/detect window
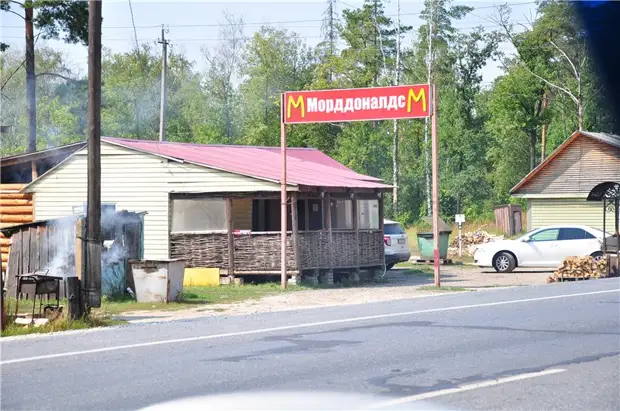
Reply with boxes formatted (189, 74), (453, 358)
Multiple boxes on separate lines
(330, 199), (353, 229)
(530, 229), (560, 242)
(171, 198), (226, 233)
(384, 223), (405, 235)
(559, 228), (595, 240)
(358, 199), (379, 229)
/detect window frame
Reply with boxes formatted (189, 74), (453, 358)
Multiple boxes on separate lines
(170, 197), (227, 234)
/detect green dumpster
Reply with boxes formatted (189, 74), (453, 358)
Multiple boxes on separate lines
(416, 216), (453, 260)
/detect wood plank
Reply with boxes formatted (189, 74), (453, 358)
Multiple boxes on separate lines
(0, 193), (32, 200)
(30, 227), (40, 272)
(325, 194), (333, 269)
(0, 238), (11, 246)
(6, 231), (21, 296)
(40, 225), (49, 270)
(226, 196), (234, 277)
(352, 197), (360, 269)
(0, 184), (26, 191)
(0, 214), (33, 223)
(291, 192), (300, 275)
(21, 229), (30, 274)
(0, 199), (33, 207)
(1, 205), (34, 214)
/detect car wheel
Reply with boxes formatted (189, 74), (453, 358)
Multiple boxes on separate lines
(493, 252), (516, 273)
(591, 251), (604, 261)
(385, 263), (395, 271)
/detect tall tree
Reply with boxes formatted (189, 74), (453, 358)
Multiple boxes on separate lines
(1, 0), (89, 152)
(202, 12), (245, 143)
(238, 26), (315, 146)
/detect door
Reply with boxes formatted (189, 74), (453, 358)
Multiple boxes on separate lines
(557, 227), (600, 260)
(519, 228), (562, 266)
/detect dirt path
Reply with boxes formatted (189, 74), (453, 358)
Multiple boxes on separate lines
(117, 265), (551, 324)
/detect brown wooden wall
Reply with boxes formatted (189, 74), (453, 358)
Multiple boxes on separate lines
(1, 184), (34, 273)
(516, 137), (620, 195)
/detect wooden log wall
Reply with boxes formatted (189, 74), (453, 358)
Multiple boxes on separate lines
(1, 184), (34, 273)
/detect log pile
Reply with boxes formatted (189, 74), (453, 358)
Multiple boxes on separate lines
(1, 184), (34, 272)
(547, 256), (608, 283)
(449, 230), (504, 256)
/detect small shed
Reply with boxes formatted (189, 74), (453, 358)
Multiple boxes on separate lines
(1, 210), (145, 299)
(511, 131), (620, 231)
(494, 204), (523, 237)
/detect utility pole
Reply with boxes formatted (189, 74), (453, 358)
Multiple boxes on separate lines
(25, 5), (36, 153)
(424, 0), (434, 216)
(158, 25), (169, 142)
(85, 0), (103, 310)
(392, 0), (401, 216)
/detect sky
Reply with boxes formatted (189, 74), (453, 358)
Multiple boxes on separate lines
(0, 0), (538, 84)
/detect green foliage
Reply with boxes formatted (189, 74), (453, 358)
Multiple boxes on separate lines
(1, 0), (617, 224)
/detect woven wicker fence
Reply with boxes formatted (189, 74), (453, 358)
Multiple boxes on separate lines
(170, 230), (384, 271)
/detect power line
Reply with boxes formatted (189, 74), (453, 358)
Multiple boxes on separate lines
(1, 2), (536, 30)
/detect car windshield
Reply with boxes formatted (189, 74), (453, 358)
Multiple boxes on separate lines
(384, 223), (405, 235)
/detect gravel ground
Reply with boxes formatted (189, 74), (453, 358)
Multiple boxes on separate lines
(118, 265), (552, 324)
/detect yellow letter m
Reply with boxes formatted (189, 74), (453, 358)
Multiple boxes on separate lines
(407, 88), (427, 114)
(287, 95), (305, 119)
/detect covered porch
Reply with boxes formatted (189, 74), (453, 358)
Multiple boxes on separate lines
(168, 188), (388, 284)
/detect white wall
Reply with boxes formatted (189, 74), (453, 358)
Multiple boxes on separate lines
(28, 142), (284, 259)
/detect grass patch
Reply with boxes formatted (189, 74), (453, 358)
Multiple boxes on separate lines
(417, 285), (471, 293)
(96, 283), (310, 315)
(402, 268), (434, 277)
(1, 315), (123, 337)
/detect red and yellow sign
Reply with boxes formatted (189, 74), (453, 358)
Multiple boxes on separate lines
(283, 84), (431, 124)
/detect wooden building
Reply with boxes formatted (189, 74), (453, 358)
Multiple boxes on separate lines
(511, 131), (620, 231)
(5, 138), (390, 284)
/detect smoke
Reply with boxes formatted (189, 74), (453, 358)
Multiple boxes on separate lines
(44, 216), (79, 278)
(43, 208), (140, 293)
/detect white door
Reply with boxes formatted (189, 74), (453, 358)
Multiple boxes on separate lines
(519, 228), (562, 266)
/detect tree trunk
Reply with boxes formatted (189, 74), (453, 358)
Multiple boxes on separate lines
(392, 120), (399, 216)
(25, 6), (36, 153)
(530, 130), (537, 171)
(577, 77), (583, 131)
(541, 92), (548, 163)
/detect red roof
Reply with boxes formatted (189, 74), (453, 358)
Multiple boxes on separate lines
(102, 137), (390, 189)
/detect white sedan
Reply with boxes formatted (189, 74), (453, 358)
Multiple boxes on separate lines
(474, 225), (606, 273)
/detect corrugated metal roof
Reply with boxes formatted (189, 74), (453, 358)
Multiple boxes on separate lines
(102, 137), (390, 189)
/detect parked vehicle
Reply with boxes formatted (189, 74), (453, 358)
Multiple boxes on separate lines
(474, 225), (606, 273)
(384, 219), (411, 270)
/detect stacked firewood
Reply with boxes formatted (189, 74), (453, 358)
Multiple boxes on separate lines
(450, 230), (492, 248)
(547, 256), (608, 283)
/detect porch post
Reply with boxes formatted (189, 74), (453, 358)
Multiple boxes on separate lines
(323, 193), (334, 285)
(351, 194), (360, 283)
(225, 196), (234, 280)
(291, 191), (300, 284)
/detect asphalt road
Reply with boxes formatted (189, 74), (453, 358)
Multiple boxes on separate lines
(1, 279), (619, 411)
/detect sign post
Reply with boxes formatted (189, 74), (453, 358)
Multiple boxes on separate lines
(455, 214), (465, 258)
(281, 84), (434, 288)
